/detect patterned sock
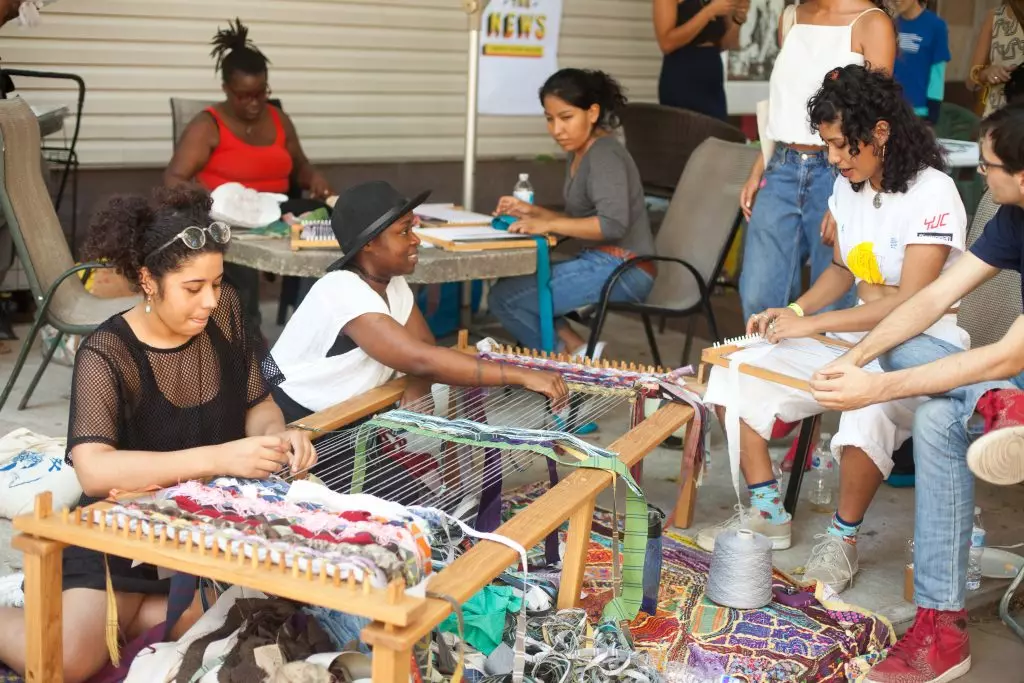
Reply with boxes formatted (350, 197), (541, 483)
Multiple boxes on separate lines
(748, 479), (790, 523)
(826, 512), (862, 545)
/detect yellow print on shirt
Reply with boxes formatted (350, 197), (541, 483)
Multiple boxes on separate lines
(846, 242), (884, 284)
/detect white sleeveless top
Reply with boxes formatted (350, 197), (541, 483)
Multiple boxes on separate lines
(766, 7), (885, 146)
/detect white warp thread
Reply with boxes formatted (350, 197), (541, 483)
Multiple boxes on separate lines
(705, 529), (773, 609)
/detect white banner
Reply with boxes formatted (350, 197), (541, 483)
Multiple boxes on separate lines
(478, 0), (564, 116)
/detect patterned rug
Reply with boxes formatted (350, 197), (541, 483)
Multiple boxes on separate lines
(503, 481), (894, 682)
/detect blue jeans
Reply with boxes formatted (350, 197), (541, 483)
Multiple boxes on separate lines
(738, 147), (855, 319)
(881, 334), (1024, 610)
(489, 249), (654, 351)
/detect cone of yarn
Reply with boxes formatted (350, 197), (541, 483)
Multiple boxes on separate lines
(705, 528), (773, 609)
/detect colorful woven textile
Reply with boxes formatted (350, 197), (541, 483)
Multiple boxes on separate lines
(0, 666), (20, 683)
(100, 477), (433, 588)
(503, 484), (894, 682)
(477, 345), (692, 396)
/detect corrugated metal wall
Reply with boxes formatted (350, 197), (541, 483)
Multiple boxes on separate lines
(0, 0), (658, 167)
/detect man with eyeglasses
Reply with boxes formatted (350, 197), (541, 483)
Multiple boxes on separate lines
(804, 102), (1024, 682)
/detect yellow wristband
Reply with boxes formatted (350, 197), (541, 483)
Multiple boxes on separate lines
(787, 302), (804, 317)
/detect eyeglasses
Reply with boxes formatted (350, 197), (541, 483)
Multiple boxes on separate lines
(978, 156), (1009, 174)
(149, 222), (231, 258)
(228, 84), (271, 104)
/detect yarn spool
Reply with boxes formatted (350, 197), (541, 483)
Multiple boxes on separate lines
(705, 528), (773, 609)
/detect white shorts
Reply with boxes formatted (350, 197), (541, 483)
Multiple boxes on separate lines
(703, 320), (968, 479)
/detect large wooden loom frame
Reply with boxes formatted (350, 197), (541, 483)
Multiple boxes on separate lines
(12, 335), (696, 683)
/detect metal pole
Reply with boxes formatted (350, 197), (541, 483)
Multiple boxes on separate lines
(462, 0), (487, 211)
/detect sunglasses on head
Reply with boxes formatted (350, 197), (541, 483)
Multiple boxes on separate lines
(149, 221), (231, 258)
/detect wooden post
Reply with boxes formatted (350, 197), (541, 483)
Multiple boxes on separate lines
(670, 422), (699, 529)
(13, 533), (64, 683)
(557, 497), (596, 609)
(371, 645), (412, 682)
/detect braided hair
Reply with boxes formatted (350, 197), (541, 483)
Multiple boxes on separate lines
(210, 18), (270, 83)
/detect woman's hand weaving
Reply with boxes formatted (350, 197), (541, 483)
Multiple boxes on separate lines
(274, 429), (318, 479)
(764, 314), (817, 343)
(520, 370), (570, 412)
(217, 435), (292, 479)
(746, 307), (795, 337)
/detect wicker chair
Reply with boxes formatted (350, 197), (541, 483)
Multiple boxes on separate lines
(0, 98), (138, 411)
(958, 190), (1020, 346)
(619, 103), (748, 199)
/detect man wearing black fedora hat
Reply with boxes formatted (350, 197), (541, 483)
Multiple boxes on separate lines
(271, 180), (567, 430)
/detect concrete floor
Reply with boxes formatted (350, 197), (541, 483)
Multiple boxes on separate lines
(1, 291), (1022, 678)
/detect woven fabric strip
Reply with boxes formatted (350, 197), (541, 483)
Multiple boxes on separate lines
(476, 348), (692, 395)
(358, 409), (648, 623)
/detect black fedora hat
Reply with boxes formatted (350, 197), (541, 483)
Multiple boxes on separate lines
(326, 181), (431, 272)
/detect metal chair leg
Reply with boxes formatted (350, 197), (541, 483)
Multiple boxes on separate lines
(641, 314), (662, 366)
(1000, 564), (1024, 642)
(18, 331), (62, 410)
(682, 316), (696, 368)
(783, 415), (820, 518)
(0, 312), (47, 412)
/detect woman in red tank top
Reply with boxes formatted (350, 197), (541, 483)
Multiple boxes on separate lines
(164, 19), (331, 199)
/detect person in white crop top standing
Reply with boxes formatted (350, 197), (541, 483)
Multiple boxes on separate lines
(736, 0), (895, 467)
(738, 0), (895, 319)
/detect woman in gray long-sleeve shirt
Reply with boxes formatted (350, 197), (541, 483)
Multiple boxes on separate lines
(489, 68), (656, 357)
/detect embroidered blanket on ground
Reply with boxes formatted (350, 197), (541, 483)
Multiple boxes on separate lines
(503, 483), (894, 682)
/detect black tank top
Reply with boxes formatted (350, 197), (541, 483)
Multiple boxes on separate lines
(676, 0), (726, 47)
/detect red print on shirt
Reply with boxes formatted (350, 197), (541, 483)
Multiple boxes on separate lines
(923, 213), (949, 231)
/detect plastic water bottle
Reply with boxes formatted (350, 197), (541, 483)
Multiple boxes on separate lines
(967, 506), (985, 591)
(807, 433), (835, 513)
(513, 173), (534, 205)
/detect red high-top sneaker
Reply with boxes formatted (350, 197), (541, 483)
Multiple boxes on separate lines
(968, 389), (1024, 485)
(866, 608), (971, 683)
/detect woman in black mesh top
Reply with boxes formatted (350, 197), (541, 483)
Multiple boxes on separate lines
(0, 186), (316, 683)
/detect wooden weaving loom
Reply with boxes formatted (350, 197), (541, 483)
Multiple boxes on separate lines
(697, 333), (857, 516)
(698, 333), (854, 391)
(12, 333), (697, 682)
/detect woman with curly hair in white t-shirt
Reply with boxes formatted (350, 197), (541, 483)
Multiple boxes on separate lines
(697, 65), (969, 595)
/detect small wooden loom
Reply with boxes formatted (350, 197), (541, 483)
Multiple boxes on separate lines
(12, 333), (696, 683)
(698, 333), (855, 391)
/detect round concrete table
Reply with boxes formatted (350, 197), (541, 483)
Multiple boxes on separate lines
(225, 238), (540, 284)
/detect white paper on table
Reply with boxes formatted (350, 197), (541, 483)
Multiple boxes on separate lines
(414, 226), (524, 242)
(415, 204), (494, 225)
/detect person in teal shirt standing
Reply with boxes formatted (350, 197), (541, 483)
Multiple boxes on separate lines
(894, 0), (951, 123)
